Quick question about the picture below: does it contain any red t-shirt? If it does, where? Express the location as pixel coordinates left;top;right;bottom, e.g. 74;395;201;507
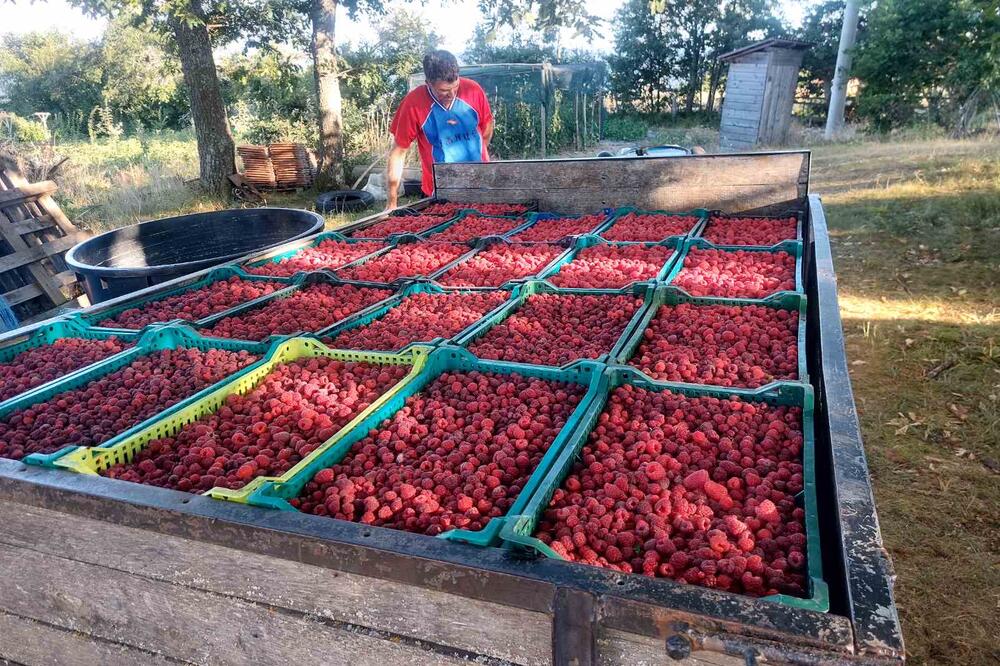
390;78;493;196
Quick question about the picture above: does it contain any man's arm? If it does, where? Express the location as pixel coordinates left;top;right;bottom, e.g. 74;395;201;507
483;119;494;147
385;145;408;211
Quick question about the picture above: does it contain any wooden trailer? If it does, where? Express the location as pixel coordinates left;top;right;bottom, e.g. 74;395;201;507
0;152;904;665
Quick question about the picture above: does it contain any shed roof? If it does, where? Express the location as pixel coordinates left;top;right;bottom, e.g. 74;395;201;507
717;38;812;63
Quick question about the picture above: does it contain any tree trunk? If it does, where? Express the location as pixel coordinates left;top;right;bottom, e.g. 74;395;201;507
706;63;722;113
170;12;235;198
311;0;344;189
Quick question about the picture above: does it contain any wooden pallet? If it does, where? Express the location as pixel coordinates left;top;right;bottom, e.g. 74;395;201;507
0;158;88;325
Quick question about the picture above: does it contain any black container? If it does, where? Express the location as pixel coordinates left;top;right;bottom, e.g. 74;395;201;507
66;208;324;303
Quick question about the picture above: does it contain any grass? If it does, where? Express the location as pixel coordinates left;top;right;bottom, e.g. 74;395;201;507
811;138;999;665
27;129;1000;663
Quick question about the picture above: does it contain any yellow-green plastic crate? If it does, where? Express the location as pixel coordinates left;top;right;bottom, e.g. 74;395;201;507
44;337;430;504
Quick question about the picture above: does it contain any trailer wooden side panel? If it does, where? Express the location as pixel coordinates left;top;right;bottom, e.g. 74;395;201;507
433;152;809;215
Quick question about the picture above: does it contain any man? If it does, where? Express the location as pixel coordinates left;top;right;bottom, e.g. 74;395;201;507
386;49;494;209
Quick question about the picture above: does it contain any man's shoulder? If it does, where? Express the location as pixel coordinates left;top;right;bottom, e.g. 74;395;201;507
401;85;432;109
459;78;486;95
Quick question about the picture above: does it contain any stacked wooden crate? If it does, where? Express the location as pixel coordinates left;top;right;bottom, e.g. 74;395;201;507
237;143;313;191
0;159;88;325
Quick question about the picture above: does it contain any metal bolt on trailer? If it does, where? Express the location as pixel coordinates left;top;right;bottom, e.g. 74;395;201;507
0;152;903;665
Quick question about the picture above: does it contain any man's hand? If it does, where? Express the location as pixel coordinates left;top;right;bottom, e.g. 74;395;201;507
385;145;408;211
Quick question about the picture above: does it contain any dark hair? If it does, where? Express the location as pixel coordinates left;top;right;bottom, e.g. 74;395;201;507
423;50;459;83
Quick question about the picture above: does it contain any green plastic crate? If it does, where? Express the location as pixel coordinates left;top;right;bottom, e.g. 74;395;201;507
330;238;476;287
663;238;805;296
614;285;809;387
0;318;141;409
42;337;430;502
417;209;529;244
535;235;682;293
16;324;272;468
241;232;390;279
192;273;399;343
505;211;614;244
499;367;829;613
431;238;572;291
315;282;513;352
333;211;461;241
451;280;655;371
244;346;605;547
78;265;290;332
693;210;805;250
595;206;710;243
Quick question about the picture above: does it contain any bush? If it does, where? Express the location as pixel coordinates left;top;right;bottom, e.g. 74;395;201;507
602;114;648;141
0;113;48;143
239;115;316;146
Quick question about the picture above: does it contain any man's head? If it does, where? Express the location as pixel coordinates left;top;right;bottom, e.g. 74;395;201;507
423;49;460;106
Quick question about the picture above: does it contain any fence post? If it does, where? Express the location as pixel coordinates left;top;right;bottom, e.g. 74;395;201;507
540;104;547;159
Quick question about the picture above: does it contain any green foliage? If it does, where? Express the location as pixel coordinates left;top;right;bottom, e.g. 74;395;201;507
0;31;104;129
853;0;998;131
87;106;124;141
0;113;49;143
340;9;441;111
476;0;601;39
609;0;787;113
0;18;185;136
601;114;648;141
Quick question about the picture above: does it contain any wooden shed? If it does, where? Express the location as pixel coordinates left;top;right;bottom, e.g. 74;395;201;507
718;38;811;151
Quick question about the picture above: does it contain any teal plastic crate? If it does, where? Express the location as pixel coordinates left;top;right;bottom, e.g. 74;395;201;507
314;281;513;352
536;235;682;293
595;206;710;243
331;238;474;286
16;324;274;468
417;209;528;244
79;265;290;332
499;367;829;613
693;210;805;250
505;211;614;244
452;280;655;370
333;211;461;241
663;238;805;296
614;285;809;387
431;239;572;291
241;232;390;279
0;318;141;409
243;346;605;547
192;273;399;343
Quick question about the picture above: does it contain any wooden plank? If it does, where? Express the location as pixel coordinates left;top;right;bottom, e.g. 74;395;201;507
0;234;82;274
435;153;808;214
3;270;79;305
598;628;743;666
0;540;475;666
0;500;551;666
9;214;58;235
0;181;57;207
0;610;178;666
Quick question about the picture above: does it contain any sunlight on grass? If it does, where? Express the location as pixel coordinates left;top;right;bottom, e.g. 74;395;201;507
839;294;1000;326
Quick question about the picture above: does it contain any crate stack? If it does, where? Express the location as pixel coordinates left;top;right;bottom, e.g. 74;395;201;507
0;199;826;612
237;143;314;191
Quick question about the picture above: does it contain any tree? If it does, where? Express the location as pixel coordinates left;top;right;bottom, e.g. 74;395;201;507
99;16;186;132
606;0;678;113
704;0;784;112
476;0;601;38
67;0;303;196
852;0;998;131
0;21;184;136
0;31;104;128
797;0;852;108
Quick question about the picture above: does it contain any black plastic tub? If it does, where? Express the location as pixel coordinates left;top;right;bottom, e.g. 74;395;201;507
66;208;324;303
